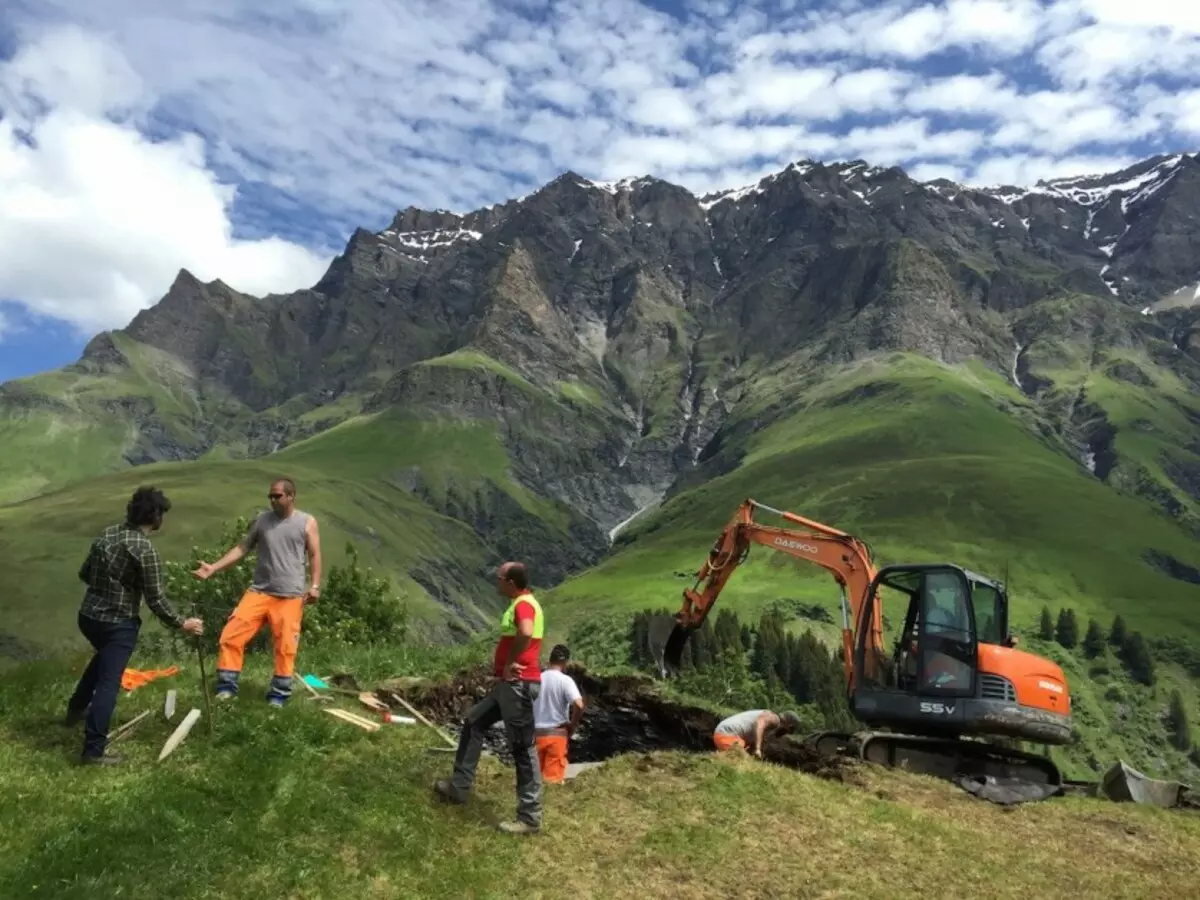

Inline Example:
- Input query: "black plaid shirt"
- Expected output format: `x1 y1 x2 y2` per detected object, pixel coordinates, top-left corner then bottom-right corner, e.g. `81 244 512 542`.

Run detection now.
78 524 185 629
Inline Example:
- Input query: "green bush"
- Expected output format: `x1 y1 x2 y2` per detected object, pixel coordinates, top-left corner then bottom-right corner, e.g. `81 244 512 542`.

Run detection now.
303 543 409 647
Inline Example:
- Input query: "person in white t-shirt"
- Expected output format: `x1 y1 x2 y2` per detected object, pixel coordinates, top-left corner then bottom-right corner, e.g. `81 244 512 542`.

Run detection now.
532 644 585 783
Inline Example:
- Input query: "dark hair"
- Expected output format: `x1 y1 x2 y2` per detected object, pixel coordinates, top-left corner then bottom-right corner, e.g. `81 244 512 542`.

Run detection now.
549 644 570 663
272 477 296 496
126 486 171 529
504 562 529 589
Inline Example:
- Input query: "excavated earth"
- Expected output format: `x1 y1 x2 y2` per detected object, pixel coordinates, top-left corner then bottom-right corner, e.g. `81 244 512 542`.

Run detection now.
373 663 857 782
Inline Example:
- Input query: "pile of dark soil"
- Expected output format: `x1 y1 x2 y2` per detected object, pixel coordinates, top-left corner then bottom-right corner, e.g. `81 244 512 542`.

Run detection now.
375 663 855 782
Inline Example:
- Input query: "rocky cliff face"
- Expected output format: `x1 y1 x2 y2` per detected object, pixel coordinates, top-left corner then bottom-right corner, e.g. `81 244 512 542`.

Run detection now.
5 152 1200 590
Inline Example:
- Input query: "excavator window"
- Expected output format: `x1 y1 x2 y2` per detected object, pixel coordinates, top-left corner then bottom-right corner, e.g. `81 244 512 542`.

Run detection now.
969 581 1005 645
915 570 977 696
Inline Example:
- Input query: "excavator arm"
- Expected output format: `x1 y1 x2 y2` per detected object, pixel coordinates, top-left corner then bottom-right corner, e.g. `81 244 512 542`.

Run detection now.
663 499 887 693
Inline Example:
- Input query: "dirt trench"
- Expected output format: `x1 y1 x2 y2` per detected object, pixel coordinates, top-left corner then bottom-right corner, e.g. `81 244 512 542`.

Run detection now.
372 663 855 782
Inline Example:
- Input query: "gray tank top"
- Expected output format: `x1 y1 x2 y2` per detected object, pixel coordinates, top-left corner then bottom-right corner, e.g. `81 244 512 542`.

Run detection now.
246 510 311 597
714 709 765 737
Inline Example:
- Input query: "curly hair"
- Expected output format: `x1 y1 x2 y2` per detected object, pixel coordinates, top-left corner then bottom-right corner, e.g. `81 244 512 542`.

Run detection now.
125 485 172 530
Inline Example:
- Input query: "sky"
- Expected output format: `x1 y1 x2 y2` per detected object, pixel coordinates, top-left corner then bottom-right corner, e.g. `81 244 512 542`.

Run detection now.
1 0 1199 381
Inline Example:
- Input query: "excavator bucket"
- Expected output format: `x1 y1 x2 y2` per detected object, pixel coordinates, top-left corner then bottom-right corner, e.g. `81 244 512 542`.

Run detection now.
662 623 692 674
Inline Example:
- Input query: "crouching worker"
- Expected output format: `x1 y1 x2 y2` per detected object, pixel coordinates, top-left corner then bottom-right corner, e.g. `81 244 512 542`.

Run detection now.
191 478 321 707
67 486 205 765
532 644 585 783
712 709 802 759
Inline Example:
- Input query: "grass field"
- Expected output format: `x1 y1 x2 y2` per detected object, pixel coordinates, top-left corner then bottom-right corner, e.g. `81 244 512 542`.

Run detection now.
1 644 1196 900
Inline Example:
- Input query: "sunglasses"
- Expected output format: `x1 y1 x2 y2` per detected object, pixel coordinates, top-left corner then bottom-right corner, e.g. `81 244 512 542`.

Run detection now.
268 493 285 500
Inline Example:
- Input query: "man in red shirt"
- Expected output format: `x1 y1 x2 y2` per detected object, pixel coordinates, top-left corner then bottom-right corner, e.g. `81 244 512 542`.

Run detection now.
434 560 545 834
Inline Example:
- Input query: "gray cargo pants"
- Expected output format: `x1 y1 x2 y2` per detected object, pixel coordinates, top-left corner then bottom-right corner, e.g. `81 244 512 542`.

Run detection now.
450 679 543 827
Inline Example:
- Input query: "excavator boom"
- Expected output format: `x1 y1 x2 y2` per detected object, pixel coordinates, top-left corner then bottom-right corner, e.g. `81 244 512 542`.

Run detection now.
664 499 885 688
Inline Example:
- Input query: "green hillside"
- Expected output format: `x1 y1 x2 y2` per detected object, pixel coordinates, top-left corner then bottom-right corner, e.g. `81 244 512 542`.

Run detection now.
0 408 591 656
1 646 1196 900
547 352 1200 638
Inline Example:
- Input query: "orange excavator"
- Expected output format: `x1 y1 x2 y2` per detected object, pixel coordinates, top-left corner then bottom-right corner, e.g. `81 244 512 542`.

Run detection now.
663 499 1074 787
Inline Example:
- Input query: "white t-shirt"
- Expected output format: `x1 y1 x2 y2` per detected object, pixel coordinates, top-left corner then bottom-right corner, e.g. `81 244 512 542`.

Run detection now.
533 668 583 729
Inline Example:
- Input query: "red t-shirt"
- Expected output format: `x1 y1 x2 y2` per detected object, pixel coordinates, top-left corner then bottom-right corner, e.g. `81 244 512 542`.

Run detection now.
493 597 542 682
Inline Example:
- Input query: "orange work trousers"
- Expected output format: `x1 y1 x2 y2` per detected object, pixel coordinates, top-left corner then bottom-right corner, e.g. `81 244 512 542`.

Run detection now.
536 728 570 783
713 733 746 752
216 590 305 677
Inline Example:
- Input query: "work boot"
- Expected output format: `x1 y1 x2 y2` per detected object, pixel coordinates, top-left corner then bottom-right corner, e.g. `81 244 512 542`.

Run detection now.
433 779 467 805
79 752 123 767
497 820 540 836
63 705 89 727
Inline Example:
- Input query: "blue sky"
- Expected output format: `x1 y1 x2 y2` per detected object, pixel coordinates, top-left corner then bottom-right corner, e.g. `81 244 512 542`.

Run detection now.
2 0 1199 382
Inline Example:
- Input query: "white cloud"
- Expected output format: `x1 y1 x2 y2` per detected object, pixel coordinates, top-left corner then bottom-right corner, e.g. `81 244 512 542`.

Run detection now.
1 0 1199 348
0 25 331 337
965 152 1140 188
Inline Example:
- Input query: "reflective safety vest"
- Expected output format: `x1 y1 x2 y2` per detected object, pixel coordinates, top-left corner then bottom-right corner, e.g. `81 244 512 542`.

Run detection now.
500 591 544 639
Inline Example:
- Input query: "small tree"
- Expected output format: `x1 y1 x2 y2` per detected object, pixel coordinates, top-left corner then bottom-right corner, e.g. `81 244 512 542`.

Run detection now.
163 517 258 656
1039 606 1055 640
1119 632 1156 686
1055 608 1078 649
1109 614 1127 647
1166 691 1192 752
1082 619 1106 658
302 542 409 647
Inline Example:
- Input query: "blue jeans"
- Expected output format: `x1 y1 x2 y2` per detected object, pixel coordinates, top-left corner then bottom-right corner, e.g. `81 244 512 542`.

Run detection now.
68 613 141 758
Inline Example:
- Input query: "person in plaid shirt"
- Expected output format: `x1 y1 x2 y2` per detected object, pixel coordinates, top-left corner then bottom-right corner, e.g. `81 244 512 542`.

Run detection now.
66 485 204 765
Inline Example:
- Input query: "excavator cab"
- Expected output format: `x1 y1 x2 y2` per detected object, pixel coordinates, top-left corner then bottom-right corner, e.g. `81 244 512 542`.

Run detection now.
853 564 1001 735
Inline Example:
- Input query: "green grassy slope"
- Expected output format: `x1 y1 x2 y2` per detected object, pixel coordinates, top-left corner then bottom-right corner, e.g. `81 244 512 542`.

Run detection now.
0 408 587 658
0 331 377 506
1015 295 1200 528
0 333 225 504
1 647 1196 900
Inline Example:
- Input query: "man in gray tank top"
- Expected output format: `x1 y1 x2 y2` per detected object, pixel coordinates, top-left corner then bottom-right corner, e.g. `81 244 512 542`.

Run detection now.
192 477 322 706
713 708 802 758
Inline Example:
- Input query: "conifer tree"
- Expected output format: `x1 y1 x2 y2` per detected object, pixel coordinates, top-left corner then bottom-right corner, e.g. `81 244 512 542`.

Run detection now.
1055 608 1078 649
1167 691 1191 752
1082 619 1106 658
1039 606 1055 640
1109 614 1128 647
